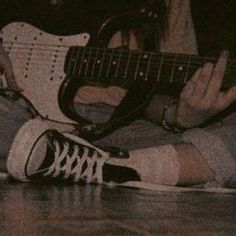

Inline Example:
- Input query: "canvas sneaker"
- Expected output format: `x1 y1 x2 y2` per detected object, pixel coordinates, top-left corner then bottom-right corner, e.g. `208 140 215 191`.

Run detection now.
7 119 141 184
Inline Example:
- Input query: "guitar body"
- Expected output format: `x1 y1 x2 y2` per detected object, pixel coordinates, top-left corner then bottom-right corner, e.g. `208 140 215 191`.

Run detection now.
0 22 89 123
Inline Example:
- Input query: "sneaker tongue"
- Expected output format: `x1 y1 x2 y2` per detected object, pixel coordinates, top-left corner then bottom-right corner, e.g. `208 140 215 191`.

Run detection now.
26 135 54 174
38 143 55 170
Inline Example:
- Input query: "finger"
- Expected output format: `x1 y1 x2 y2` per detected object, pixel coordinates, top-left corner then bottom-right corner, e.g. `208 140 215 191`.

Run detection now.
6 76 24 92
0 48 12 77
181 67 202 97
2 60 23 91
0 44 23 92
215 86 236 110
194 62 214 97
206 50 229 101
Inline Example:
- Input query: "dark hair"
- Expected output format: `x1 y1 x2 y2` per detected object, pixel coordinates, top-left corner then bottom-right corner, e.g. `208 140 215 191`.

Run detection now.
122 0 170 51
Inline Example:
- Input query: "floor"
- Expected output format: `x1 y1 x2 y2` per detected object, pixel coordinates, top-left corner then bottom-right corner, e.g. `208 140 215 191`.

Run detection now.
1 177 236 236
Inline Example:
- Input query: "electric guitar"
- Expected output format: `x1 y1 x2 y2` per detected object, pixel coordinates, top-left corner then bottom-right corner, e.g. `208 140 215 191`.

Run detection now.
0 20 235 140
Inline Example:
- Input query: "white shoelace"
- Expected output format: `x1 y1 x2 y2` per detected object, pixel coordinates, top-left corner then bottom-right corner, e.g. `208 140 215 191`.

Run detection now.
44 139 109 184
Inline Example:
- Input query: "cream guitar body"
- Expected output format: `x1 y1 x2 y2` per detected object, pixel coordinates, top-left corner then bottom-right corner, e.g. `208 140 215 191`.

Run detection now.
0 22 89 123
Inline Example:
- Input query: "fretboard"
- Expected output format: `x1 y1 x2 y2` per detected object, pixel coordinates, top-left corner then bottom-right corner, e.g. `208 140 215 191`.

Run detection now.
66 46 235 89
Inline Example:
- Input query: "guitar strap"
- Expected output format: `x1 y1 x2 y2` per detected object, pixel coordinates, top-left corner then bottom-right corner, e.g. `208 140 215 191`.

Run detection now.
84 13 160 141
84 79 156 140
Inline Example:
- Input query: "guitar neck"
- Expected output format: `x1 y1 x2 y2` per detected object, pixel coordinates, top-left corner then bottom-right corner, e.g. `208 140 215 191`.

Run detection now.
66 46 235 89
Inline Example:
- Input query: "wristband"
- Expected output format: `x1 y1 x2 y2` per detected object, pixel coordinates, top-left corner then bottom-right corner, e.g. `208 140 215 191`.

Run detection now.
161 100 185 133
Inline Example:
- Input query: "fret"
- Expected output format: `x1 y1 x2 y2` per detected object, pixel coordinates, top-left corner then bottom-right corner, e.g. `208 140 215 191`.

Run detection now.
156 54 164 82
114 50 123 78
188 56 203 80
158 54 177 83
124 51 132 79
202 55 210 65
108 50 123 80
84 47 92 76
126 51 141 81
184 56 192 84
136 53 152 81
145 53 152 81
170 54 191 85
106 49 114 78
92 48 103 78
77 47 86 76
169 54 177 83
174 64 188 84
134 52 142 80
115 50 129 80
98 49 105 78
98 48 112 79
90 48 99 77
67 46 77 74
71 47 78 74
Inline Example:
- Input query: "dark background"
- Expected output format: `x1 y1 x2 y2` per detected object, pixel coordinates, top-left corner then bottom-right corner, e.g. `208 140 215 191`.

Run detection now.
0 0 146 35
0 0 235 56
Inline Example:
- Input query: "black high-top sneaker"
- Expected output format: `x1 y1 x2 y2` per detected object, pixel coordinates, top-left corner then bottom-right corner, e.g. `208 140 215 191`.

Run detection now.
7 119 141 184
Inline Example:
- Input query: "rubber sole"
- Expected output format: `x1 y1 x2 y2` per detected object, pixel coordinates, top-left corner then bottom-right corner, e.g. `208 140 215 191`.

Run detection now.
7 118 49 181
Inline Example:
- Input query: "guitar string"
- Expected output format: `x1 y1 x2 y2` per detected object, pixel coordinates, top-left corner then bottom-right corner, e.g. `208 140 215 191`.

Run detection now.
5 60 235 87
5 46 236 68
5 60 236 86
8 61 236 84
2 46 236 80
3 41 236 65
6 62 234 88
4 44 236 68
2 40 234 60
7 54 236 75
3 41 236 66
8 45 234 76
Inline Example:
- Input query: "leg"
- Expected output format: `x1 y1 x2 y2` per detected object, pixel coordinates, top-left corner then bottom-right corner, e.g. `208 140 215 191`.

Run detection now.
74 103 183 150
5 118 215 187
0 89 38 171
72 103 228 187
74 104 214 186
7 102 236 188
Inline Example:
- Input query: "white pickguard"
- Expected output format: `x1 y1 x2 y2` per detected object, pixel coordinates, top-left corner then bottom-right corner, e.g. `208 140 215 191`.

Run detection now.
0 22 90 123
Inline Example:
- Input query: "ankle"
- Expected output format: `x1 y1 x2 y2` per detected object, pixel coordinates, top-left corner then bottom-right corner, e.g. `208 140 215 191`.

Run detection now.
128 145 181 186
174 143 215 186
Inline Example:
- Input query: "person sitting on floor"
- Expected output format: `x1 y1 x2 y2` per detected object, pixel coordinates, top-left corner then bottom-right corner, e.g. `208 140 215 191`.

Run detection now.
0 0 236 188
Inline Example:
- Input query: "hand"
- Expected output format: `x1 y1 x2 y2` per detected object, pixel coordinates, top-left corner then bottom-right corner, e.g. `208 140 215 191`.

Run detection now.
176 50 236 129
0 43 23 92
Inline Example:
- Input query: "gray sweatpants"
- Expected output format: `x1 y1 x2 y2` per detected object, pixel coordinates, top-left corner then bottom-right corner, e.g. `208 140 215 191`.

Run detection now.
0 90 235 188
